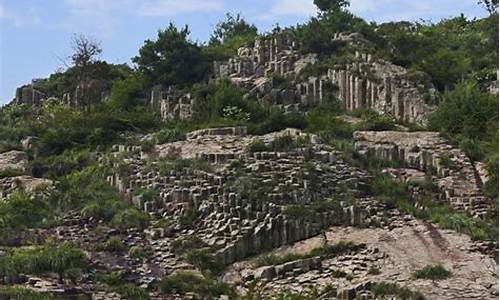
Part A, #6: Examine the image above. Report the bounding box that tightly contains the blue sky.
[0,0,489,104]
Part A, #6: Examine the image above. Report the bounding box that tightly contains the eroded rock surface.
[354,131,490,217]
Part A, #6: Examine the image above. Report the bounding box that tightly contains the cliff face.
[210,32,436,125]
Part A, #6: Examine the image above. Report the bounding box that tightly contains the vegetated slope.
[0,1,498,299]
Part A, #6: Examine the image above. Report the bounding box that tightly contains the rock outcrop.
[212,32,436,124]
[354,131,490,217]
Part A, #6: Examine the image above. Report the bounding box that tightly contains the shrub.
[331,269,349,278]
[0,286,62,300]
[185,248,224,274]
[100,236,127,253]
[0,168,23,178]
[0,241,88,281]
[0,190,55,241]
[111,208,150,231]
[154,128,185,144]
[159,271,234,298]
[367,265,381,275]
[128,246,146,259]
[108,75,146,111]
[357,110,396,131]
[439,153,456,169]
[371,282,425,300]
[96,271,125,286]
[115,283,150,300]
[429,81,497,142]
[171,236,207,255]
[412,264,451,280]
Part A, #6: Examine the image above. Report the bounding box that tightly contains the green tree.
[205,13,258,60]
[209,13,257,45]
[109,74,146,111]
[133,23,209,87]
[314,0,350,12]
[429,81,497,141]
[478,0,499,14]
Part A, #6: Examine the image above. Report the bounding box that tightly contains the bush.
[429,82,497,142]
[154,128,185,144]
[412,264,451,280]
[95,271,126,286]
[356,110,396,131]
[99,236,127,253]
[109,75,146,111]
[185,248,224,274]
[367,265,381,275]
[111,208,150,231]
[371,282,425,300]
[0,168,23,178]
[159,271,234,298]
[0,241,88,281]
[128,246,146,259]
[171,236,207,255]
[0,190,55,241]
[0,286,62,300]
[115,283,150,300]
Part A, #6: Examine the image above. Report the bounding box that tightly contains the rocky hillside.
[0,1,498,299]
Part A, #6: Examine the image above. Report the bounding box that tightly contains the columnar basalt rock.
[354,131,490,217]
[212,32,436,125]
[107,127,380,266]
[150,86,194,121]
[328,53,435,124]
[15,82,45,106]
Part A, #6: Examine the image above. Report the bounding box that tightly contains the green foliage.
[133,23,209,87]
[0,190,55,242]
[111,208,150,231]
[39,62,132,98]
[115,283,150,300]
[371,282,426,300]
[97,236,127,253]
[154,128,185,144]
[109,74,147,111]
[185,248,225,275]
[412,264,451,280]
[367,265,381,275]
[0,102,160,159]
[429,82,497,142]
[128,246,146,259]
[248,111,306,135]
[159,271,234,299]
[376,14,498,91]
[206,13,258,60]
[367,174,498,241]
[0,286,65,300]
[354,109,396,131]
[96,271,126,286]
[314,0,350,12]
[429,81,498,202]
[294,10,373,54]
[0,241,88,280]
[0,167,23,178]
[171,236,208,255]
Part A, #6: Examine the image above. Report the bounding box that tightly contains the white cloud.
[0,3,40,27]
[139,0,224,16]
[258,0,317,20]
